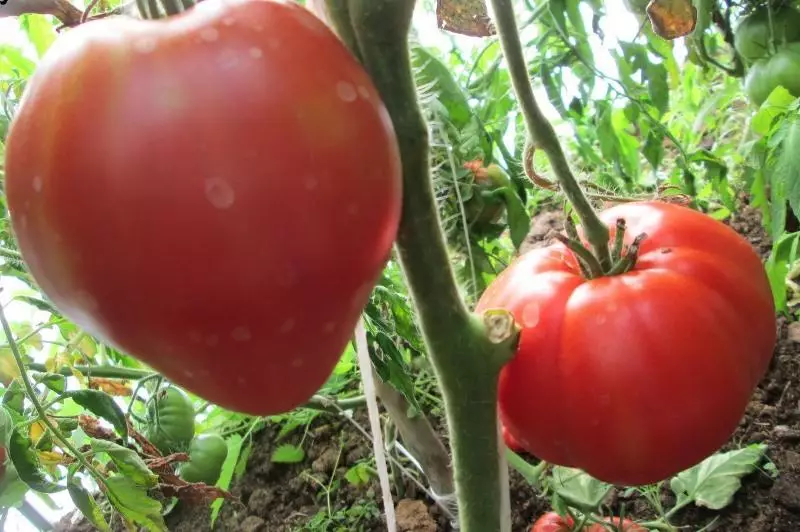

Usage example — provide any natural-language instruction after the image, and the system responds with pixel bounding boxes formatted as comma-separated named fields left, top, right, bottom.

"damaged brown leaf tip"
left=646, top=0, right=697, bottom=39
left=436, top=0, right=496, bottom=37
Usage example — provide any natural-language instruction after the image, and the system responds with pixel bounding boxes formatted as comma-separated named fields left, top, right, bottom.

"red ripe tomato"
left=477, top=201, right=775, bottom=485
left=585, top=517, right=646, bottom=531
left=531, top=512, right=574, bottom=532
left=502, top=424, right=524, bottom=452
left=4, top=0, right=402, bottom=415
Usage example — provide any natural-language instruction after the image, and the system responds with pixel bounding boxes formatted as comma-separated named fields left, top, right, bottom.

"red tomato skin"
left=502, top=424, right=524, bottom=452
left=477, top=202, right=776, bottom=486
left=530, top=512, right=574, bottom=532
left=5, top=0, right=402, bottom=415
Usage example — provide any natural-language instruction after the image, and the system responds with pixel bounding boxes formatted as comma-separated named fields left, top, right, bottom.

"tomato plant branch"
left=488, top=0, right=611, bottom=271
left=26, top=362, right=153, bottom=380
left=344, top=1, right=517, bottom=530
left=0, top=294, right=108, bottom=490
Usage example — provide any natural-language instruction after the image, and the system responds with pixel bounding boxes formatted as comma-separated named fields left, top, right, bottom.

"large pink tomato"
left=476, top=201, right=776, bottom=485
left=4, top=0, right=402, bottom=415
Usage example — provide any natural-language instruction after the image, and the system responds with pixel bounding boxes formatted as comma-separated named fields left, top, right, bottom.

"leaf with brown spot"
left=436, top=0, right=496, bottom=37
left=646, top=0, right=697, bottom=39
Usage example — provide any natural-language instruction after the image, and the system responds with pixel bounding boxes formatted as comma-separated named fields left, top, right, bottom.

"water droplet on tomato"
left=231, top=326, right=251, bottom=342
left=595, top=315, right=607, bottom=325
left=323, top=321, right=336, bottom=334
left=336, top=81, right=357, bottom=103
left=20, top=215, right=27, bottom=229
left=292, top=358, right=304, bottom=368
left=357, top=86, right=370, bottom=100
left=268, top=38, right=279, bottom=49
left=189, top=331, right=203, bottom=343
left=249, top=47, right=263, bottom=59
left=522, top=303, right=540, bottom=328
left=304, top=177, right=318, bottom=190
left=133, top=38, right=157, bottom=53
left=204, top=178, right=235, bottom=209
left=184, top=369, right=195, bottom=378
left=280, top=319, right=295, bottom=333
left=205, top=334, right=220, bottom=346
left=218, top=49, right=239, bottom=69
left=32, top=175, right=43, bottom=192
left=222, top=17, right=235, bottom=26
left=347, top=203, right=359, bottom=216
left=200, top=28, right=219, bottom=42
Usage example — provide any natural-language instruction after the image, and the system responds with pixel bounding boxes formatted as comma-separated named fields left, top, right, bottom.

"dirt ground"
left=55, top=199, right=800, bottom=531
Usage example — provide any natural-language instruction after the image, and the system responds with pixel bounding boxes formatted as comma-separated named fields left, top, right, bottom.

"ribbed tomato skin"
left=478, top=201, right=775, bottom=485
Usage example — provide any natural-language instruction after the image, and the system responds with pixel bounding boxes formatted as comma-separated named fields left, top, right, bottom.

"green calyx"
left=558, top=217, right=647, bottom=280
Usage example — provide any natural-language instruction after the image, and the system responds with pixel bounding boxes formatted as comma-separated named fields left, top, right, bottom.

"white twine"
left=354, top=317, right=397, bottom=532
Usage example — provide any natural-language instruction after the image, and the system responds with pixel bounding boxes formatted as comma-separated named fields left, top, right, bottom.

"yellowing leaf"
left=30, top=420, right=47, bottom=445
left=88, top=378, right=132, bottom=397
left=79, top=337, right=97, bottom=358
left=37, top=450, right=66, bottom=467
left=0, top=348, right=21, bottom=385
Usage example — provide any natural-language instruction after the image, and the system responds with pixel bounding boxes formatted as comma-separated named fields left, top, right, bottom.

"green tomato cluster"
left=736, top=5, right=800, bottom=106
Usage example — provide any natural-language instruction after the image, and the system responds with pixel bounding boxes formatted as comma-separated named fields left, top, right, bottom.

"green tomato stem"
left=0, top=292, right=109, bottom=491
left=611, top=219, right=626, bottom=262
left=26, top=362, right=154, bottom=380
left=488, top=0, right=612, bottom=271
left=345, top=2, right=518, bottom=530
left=552, top=234, right=602, bottom=278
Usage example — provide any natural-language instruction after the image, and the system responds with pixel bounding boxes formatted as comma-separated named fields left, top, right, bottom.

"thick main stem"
left=489, top=0, right=611, bottom=270
left=346, top=2, right=516, bottom=530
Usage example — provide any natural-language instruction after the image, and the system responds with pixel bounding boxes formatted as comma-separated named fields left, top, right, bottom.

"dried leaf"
left=646, top=0, right=697, bottom=39
left=88, top=378, right=132, bottom=397
left=161, top=482, right=236, bottom=505
left=78, top=414, right=117, bottom=441
left=436, top=0, right=496, bottom=37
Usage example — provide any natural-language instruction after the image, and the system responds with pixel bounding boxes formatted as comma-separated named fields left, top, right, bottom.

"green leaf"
left=15, top=296, right=61, bottom=317
left=499, top=187, right=531, bottom=250
left=643, top=130, right=665, bottom=170
left=773, top=119, right=800, bottom=220
left=270, top=444, right=305, bottom=464
left=211, top=433, right=244, bottom=527
left=7, top=427, right=65, bottom=493
left=2, top=379, right=25, bottom=413
left=752, top=87, right=797, bottom=136
left=104, top=475, right=167, bottom=531
left=0, top=405, right=14, bottom=446
left=411, top=46, right=471, bottom=128
left=89, top=439, right=158, bottom=489
left=65, top=390, right=128, bottom=440
left=547, top=466, right=612, bottom=512
left=645, top=63, right=669, bottom=116
left=764, top=231, right=799, bottom=312
left=670, top=444, right=767, bottom=510
left=19, top=15, right=56, bottom=59
left=344, top=463, right=373, bottom=487
left=34, top=372, right=66, bottom=394
left=0, top=45, right=36, bottom=78
left=67, top=468, right=111, bottom=532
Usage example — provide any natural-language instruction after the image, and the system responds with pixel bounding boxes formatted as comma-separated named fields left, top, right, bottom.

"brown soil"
left=55, top=199, right=800, bottom=531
